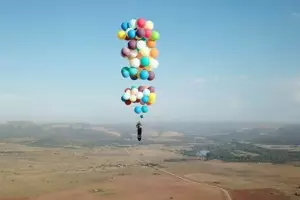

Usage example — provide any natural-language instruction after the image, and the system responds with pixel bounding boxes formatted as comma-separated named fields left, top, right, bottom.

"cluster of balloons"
left=121, top=85, right=156, bottom=106
left=118, top=18, right=160, bottom=81
left=121, top=66, right=155, bottom=81
left=118, top=18, right=159, bottom=118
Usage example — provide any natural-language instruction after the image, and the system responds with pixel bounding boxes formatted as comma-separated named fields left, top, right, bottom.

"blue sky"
left=0, top=0, right=299, bottom=123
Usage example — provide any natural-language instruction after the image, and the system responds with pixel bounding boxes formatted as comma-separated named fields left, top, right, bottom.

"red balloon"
left=136, top=99, right=140, bottom=103
left=124, top=88, right=130, bottom=92
left=137, top=18, right=146, bottom=28
left=125, top=100, right=131, bottom=105
left=144, top=29, right=152, bottom=38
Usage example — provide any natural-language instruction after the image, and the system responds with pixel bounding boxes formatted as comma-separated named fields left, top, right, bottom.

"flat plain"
left=0, top=141, right=298, bottom=200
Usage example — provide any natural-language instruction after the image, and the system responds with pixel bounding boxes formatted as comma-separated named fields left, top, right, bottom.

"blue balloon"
left=129, top=67, right=138, bottom=76
left=121, top=66, right=129, bottom=72
left=141, top=106, right=148, bottom=113
left=121, top=96, right=126, bottom=102
left=142, top=96, right=149, bottom=103
left=121, top=68, right=130, bottom=78
left=127, top=29, right=136, bottom=39
left=134, top=106, right=142, bottom=114
left=121, top=22, right=129, bottom=31
left=139, top=70, right=149, bottom=80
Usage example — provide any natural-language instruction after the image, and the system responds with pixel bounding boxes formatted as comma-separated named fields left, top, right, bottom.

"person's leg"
left=137, top=128, right=142, bottom=141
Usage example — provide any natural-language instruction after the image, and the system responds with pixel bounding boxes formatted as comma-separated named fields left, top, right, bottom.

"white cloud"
left=291, top=12, right=300, bottom=17
left=276, top=76, right=300, bottom=104
left=228, top=96, right=242, bottom=109
left=0, top=93, right=18, bottom=101
left=296, top=91, right=300, bottom=103
left=192, top=75, right=247, bottom=84
left=193, top=77, right=207, bottom=84
left=237, top=75, right=248, bottom=80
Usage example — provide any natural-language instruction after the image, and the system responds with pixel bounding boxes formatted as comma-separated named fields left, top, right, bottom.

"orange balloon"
left=147, top=102, right=152, bottom=106
left=150, top=48, right=159, bottom=58
left=138, top=66, right=145, bottom=71
left=137, top=52, right=143, bottom=59
left=147, top=40, right=156, bottom=48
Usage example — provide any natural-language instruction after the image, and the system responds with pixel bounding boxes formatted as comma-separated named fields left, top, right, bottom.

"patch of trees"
left=183, top=142, right=300, bottom=164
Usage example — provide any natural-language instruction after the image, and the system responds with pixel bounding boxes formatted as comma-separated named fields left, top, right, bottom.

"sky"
left=0, top=0, right=299, bottom=123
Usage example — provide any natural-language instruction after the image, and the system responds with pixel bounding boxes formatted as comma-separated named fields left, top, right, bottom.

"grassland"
left=1, top=121, right=299, bottom=200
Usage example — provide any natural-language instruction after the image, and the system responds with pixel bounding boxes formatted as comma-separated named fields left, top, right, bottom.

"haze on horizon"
left=0, top=0, right=299, bottom=123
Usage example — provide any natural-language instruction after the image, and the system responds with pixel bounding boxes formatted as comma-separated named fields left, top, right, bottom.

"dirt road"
left=125, top=148, right=232, bottom=200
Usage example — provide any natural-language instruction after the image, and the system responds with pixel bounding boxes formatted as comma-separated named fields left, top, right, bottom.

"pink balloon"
left=144, top=29, right=152, bottom=38
left=148, top=86, right=155, bottom=93
left=137, top=18, right=146, bottom=28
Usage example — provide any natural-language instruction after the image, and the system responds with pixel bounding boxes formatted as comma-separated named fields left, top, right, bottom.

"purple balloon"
left=148, top=86, right=155, bottom=93
left=121, top=47, right=131, bottom=57
left=128, top=40, right=137, bottom=50
left=136, top=29, right=145, bottom=38
left=147, top=71, right=155, bottom=81
left=138, top=86, right=144, bottom=92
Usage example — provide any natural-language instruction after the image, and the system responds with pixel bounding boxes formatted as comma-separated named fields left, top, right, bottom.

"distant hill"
left=0, top=122, right=121, bottom=147
left=208, top=124, right=300, bottom=145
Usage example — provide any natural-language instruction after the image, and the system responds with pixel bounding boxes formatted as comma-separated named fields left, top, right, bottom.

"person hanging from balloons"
left=136, top=121, right=142, bottom=141
left=118, top=18, right=160, bottom=141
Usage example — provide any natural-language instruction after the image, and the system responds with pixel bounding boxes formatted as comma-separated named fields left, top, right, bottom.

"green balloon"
left=151, top=31, right=160, bottom=41
left=129, top=67, right=138, bottom=76
left=141, top=57, right=150, bottom=67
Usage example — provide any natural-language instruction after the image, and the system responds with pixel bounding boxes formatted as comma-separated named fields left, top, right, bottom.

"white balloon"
left=137, top=40, right=146, bottom=49
left=123, top=93, right=130, bottom=100
left=129, top=49, right=138, bottom=58
left=137, top=92, right=144, bottom=99
left=130, top=58, right=140, bottom=68
left=149, top=58, right=159, bottom=68
left=143, top=89, right=150, bottom=96
left=129, top=19, right=137, bottom=29
left=131, top=88, right=138, bottom=95
left=140, top=47, right=150, bottom=57
left=145, top=21, right=154, bottom=30
left=130, top=95, right=137, bottom=102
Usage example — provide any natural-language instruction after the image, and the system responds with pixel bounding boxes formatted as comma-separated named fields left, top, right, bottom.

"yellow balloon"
left=130, top=95, right=137, bottom=102
left=149, top=93, right=156, bottom=102
left=140, top=47, right=150, bottom=56
left=144, top=66, right=152, bottom=71
left=149, top=98, right=156, bottom=104
left=117, top=30, right=126, bottom=40
left=137, top=69, right=141, bottom=79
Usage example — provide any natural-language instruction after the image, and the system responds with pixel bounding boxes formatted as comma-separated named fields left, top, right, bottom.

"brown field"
left=161, top=159, right=299, bottom=200
left=0, top=142, right=299, bottom=200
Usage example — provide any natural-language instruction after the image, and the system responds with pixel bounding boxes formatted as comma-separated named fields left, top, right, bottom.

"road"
left=125, top=148, right=232, bottom=200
